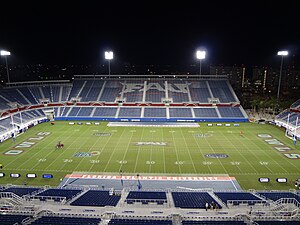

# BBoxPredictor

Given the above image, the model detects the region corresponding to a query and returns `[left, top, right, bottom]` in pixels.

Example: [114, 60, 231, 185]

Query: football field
[0, 121, 299, 190]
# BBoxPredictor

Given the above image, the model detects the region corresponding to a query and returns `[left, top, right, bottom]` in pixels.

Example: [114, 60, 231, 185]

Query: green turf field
[0, 121, 299, 190]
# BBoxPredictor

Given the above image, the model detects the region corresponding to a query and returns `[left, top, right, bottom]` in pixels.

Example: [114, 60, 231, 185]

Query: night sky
[0, 1, 299, 67]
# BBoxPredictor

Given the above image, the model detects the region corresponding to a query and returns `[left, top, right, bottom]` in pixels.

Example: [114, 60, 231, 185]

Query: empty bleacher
[0, 187, 41, 197]
[144, 108, 166, 118]
[218, 107, 244, 118]
[108, 218, 172, 225]
[70, 190, 121, 207]
[126, 191, 167, 204]
[189, 81, 211, 102]
[93, 107, 117, 117]
[30, 216, 101, 225]
[257, 192, 300, 202]
[0, 214, 31, 225]
[171, 192, 221, 209]
[34, 188, 82, 201]
[214, 192, 264, 206]
[254, 221, 300, 225]
[182, 221, 246, 225]
[194, 108, 218, 118]
[169, 108, 192, 118]
[119, 107, 142, 118]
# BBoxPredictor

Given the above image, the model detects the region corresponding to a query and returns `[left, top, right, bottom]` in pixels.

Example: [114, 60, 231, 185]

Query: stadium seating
[35, 188, 82, 201]
[30, 216, 101, 225]
[144, 108, 166, 117]
[119, 107, 142, 118]
[169, 108, 193, 118]
[100, 80, 123, 102]
[214, 192, 263, 205]
[108, 218, 172, 225]
[257, 192, 300, 202]
[194, 108, 218, 118]
[182, 221, 247, 225]
[70, 190, 121, 207]
[218, 107, 244, 118]
[208, 80, 236, 103]
[123, 80, 144, 102]
[189, 81, 211, 102]
[171, 192, 221, 209]
[0, 187, 42, 197]
[254, 221, 300, 225]
[93, 107, 117, 117]
[0, 214, 31, 225]
[126, 191, 167, 204]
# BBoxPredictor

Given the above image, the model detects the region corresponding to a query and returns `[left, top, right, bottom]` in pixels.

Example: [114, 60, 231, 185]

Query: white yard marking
[63, 159, 73, 163]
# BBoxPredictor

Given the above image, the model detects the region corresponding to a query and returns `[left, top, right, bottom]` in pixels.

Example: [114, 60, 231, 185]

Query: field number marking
[146, 161, 155, 165]
[63, 159, 73, 163]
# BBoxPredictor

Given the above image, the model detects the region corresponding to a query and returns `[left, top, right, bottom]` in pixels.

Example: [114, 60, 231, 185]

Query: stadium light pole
[276, 50, 288, 100]
[196, 50, 206, 75]
[0, 50, 11, 83]
[105, 51, 113, 75]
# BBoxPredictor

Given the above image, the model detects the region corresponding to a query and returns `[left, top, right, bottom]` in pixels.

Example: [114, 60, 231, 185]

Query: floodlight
[105, 51, 113, 60]
[276, 50, 289, 99]
[0, 50, 11, 56]
[196, 50, 206, 59]
[277, 51, 288, 56]
[0, 50, 11, 83]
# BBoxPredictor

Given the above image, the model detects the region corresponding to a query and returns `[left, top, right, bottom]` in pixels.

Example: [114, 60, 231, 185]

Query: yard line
[133, 127, 145, 173]
[161, 128, 166, 174]
[228, 134, 273, 175]
[13, 125, 75, 170]
[87, 125, 115, 172]
[103, 127, 127, 172]
[191, 133, 213, 174]
[244, 130, 291, 173]
[43, 125, 94, 171]
[180, 129, 197, 173]
[202, 130, 230, 175]
[118, 128, 135, 173]
[219, 131, 261, 174]
[170, 129, 182, 174]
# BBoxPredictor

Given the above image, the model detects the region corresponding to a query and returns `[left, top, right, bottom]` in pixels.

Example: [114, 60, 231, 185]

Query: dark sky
[0, 1, 299, 66]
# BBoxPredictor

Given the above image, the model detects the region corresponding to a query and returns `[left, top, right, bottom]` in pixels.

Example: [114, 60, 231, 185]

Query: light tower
[105, 51, 113, 75]
[196, 50, 206, 75]
[0, 50, 11, 83]
[276, 50, 288, 100]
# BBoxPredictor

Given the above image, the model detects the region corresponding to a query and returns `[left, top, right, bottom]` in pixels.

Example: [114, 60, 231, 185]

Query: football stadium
[0, 75, 300, 224]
